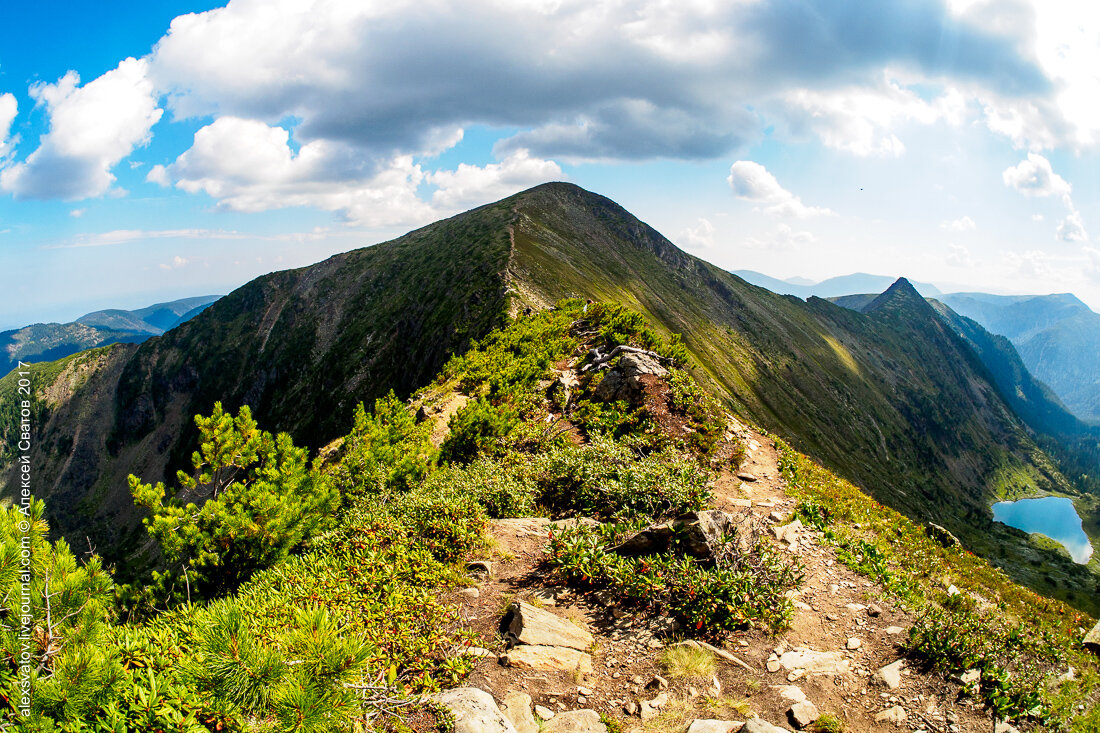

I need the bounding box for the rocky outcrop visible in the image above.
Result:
[593,352,669,403]
[612,510,735,561]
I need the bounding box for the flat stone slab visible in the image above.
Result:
[778,649,850,675]
[503,601,593,650]
[687,721,745,733]
[501,645,594,675]
[542,709,607,733]
[432,688,519,733]
[742,719,790,733]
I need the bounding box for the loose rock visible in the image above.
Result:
[874,706,907,726]
[876,660,905,690]
[789,701,820,729]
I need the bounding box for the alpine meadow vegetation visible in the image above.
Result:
[2,299,1097,731]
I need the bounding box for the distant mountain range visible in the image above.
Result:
[741,271,1100,425]
[733,270,943,299]
[1,295,222,377]
[939,293,1100,424]
[2,183,1096,610]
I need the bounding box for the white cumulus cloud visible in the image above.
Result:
[427,150,562,210]
[941,216,976,231]
[0,58,162,200]
[946,243,978,267]
[0,93,17,162]
[679,218,715,249]
[780,80,966,157]
[1057,210,1088,242]
[1001,153,1071,198]
[727,160,832,218]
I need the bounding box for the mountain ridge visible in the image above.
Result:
[2,182,1096,608]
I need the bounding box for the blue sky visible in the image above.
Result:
[2,0,1099,330]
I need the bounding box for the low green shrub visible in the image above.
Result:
[439,397,519,465]
[528,435,712,519]
[547,523,801,634]
[332,391,435,496]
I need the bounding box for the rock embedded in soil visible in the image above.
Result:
[771,519,803,544]
[875,660,905,690]
[742,718,790,733]
[688,721,746,733]
[500,691,538,733]
[501,644,594,675]
[466,560,495,580]
[541,709,607,733]
[778,649,850,675]
[431,688,519,733]
[535,705,555,720]
[773,685,807,705]
[874,705,907,726]
[503,601,593,650]
[639,691,668,720]
[788,701,820,729]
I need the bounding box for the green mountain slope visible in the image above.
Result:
[2,183,1096,608]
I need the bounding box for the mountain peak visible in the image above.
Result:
[863,277,933,315]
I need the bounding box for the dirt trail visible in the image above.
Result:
[453,426,995,733]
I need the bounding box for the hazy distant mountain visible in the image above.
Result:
[941,293,1100,424]
[1,295,221,377]
[734,270,943,299]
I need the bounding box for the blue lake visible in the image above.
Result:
[992,496,1093,564]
